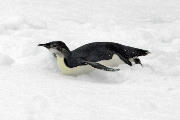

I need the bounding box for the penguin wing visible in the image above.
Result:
[83,60,120,72]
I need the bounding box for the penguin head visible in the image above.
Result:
[38,41,71,57]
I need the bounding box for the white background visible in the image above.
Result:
[0,0,180,120]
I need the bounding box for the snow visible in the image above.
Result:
[0,0,180,120]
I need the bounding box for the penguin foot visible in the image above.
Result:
[133,58,142,66]
[117,53,132,66]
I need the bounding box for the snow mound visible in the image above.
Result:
[0,53,14,66]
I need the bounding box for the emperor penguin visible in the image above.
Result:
[38,41,150,75]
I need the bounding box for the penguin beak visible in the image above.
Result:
[38,43,50,49]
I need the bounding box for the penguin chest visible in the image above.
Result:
[56,56,94,75]
[56,54,124,75]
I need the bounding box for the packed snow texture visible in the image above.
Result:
[0,0,180,120]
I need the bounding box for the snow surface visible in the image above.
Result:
[0,0,180,120]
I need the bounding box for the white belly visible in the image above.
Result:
[56,54,126,75]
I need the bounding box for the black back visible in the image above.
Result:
[64,42,149,68]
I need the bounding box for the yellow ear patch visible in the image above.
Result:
[62,48,65,52]
[62,48,66,53]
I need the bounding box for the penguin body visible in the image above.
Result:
[57,54,127,75]
[38,41,150,75]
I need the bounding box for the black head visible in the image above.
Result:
[38,41,71,57]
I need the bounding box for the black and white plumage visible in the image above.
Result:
[38,41,150,75]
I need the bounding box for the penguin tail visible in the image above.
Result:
[125,48,150,66]
[110,43,150,59]
[134,48,150,57]
[130,49,150,66]
[118,45,150,58]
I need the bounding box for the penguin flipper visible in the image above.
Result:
[83,61,120,72]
